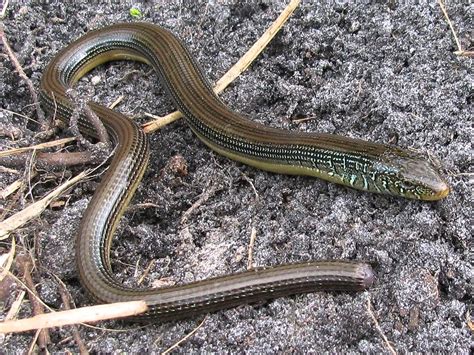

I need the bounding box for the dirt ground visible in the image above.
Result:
[0,0,472,353]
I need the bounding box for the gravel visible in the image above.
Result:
[0,0,471,353]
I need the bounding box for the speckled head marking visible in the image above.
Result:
[371,150,449,200]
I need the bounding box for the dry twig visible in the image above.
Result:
[0,137,76,158]
[4,291,26,321]
[0,151,96,170]
[0,170,89,238]
[161,316,207,355]
[180,183,218,224]
[0,24,46,125]
[0,170,37,202]
[0,166,20,174]
[0,301,148,333]
[137,259,156,286]
[109,95,124,109]
[367,296,397,355]
[57,282,90,354]
[438,0,473,57]
[17,255,51,350]
[247,227,257,270]
[0,236,15,282]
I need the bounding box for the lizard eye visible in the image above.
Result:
[400,181,415,190]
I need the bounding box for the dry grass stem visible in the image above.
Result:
[142,0,301,133]
[438,0,473,57]
[180,183,218,224]
[0,301,148,333]
[0,170,88,238]
[0,166,20,174]
[367,296,397,355]
[0,137,76,158]
[109,95,124,109]
[1,179,23,200]
[137,259,156,285]
[1,108,39,124]
[5,290,26,321]
[0,236,15,282]
[467,310,473,331]
[18,255,51,348]
[0,171,37,206]
[0,24,46,125]
[161,316,207,355]
[247,227,257,270]
[57,283,90,354]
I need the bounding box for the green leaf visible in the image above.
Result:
[129,7,142,18]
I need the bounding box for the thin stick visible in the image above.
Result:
[0,301,148,333]
[2,268,55,312]
[247,227,257,270]
[0,151,96,169]
[0,236,15,282]
[2,268,148,334]
[0,137,76,158]
[0,170,89,238]
[161,316,207,355]
[57,283,90,354]
[0,166,20,174]
[0,170,37,202]
[18,255,51,349]
[137,259,156,285]
[1,108,40,124]
[366,296,397,355]
[27,329,41,355]
[5,290,26,321]
[0,24,46,125]
[180,183,218,224]
[239,170,259,200]
[142,0,301,133]
[438,0,473,57]
[467,310,473,332]
[213,0,300,93]
[109,95,124,109]
[292,117,312,124]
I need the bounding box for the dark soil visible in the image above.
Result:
[0,0,471,353]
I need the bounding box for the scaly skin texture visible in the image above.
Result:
[40,23,448,321]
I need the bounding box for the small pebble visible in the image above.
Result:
[91,75,101,85]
